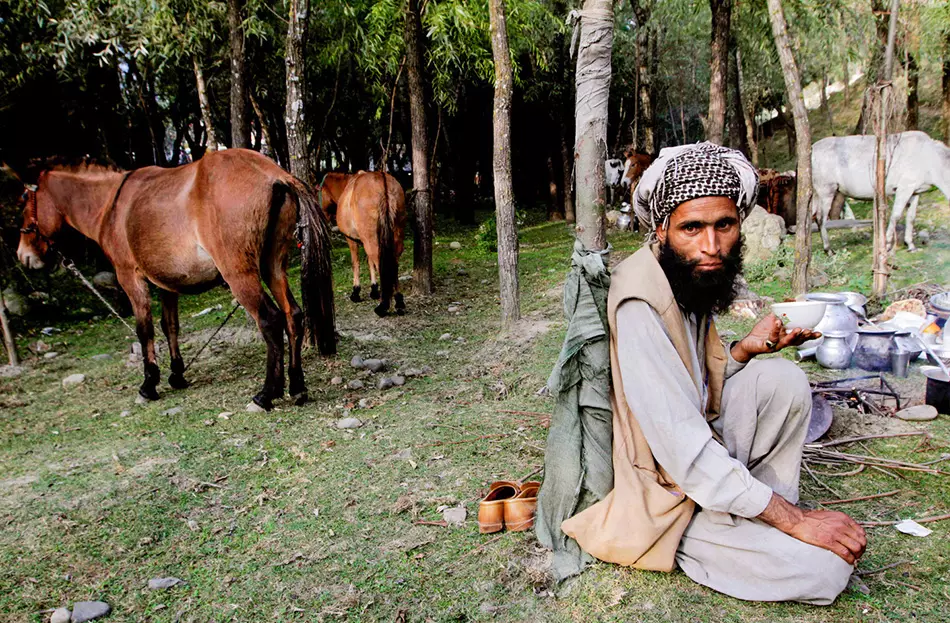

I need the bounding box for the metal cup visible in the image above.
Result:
[890,350,911,378]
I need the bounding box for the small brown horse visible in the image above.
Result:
[16,149,336,410]
[319,171,406,316]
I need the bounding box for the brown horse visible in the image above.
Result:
[16,149,336,411]
[318,171,406,316]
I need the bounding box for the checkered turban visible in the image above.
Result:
[633,142,759,240]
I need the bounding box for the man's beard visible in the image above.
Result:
[657,237,744,318]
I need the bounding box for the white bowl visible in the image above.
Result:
[772,301,827,330]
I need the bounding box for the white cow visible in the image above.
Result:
[811,131,950,252]
[605,158,625,206]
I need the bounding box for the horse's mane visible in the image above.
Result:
[32,155,124,175]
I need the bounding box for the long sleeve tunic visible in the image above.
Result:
[614,299,773,518]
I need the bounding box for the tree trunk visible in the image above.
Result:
[285,0,311,182]
[944,51,950,144]
[872,0,900,298]
[228,0,250,149]
[560,132,575,222]
[820,72,835,134]
[249,91,275,160]
[707,0,731,144]
[632,2,654,153]
[728,39,750,157]
[766,0,812,297]
[573,0,612,252]
[406,0,434,295]
[489,0,520,327]
[854,0,891,134]
[906,49,918,130]
[735,48,758,165]
[0,294,18,367]
[193,58,218,154]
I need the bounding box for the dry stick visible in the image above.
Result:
[810,464,865,477]
[413,520,448,527]
[868,464,906,480]
[446,533,505,571]
[519,465,543,482]
[810,431,927,448]
[856,559,915,576]
[860,512,950,527]
[819,490,902,506]
[802,460,841,498]
[497,410,549,417]
[414,433,507,449]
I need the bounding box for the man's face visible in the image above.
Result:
[655,196,743,318]
[656,196,741,272]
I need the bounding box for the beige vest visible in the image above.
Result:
[560,245,727,572]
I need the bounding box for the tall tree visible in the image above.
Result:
[406,0,434,295]
[632,0,655,153]
[766,0,812,296]
[906,49,919,130]
[573,0,613,252]
[944,47,950,143]
[193,57,218,153]
[489,0,520,326]
[285,0,310,182]
[873,0,900,297]
[707,0,732,145]
[854,0,891,133]
[228,0,250,149]
[727,38,750,157]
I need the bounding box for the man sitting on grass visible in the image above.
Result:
[560,143,866,605]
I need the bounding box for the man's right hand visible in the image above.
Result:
[757,492,867,565]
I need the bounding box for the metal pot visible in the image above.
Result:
[839,291,868,319]
[816,331,853,369]
[921,366,950,414]
[853,327,896,371]
[801,293,858,350]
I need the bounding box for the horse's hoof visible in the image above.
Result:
[350,286,362,303]
[291,391,308,406]
[138,387,159,402]
[373,305,389,318]
[394,293,405,311]
[396,308,405,316]
[168,374,190,389]
[370,283,380,300]
[250,393,272,412]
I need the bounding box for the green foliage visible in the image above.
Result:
[475,208,528,253]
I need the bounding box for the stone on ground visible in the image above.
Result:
[245,402,266,413]
[347,379,365,390]
[148,577,185,590]
[449,241,462,250]
[70,601,111,623]
[50,608,71,623]
[2,287,28,316]
[336,417,363,429]
[605,210,621,227]
[91,354,112,361]
[350,355,364,369]
[442,505,467,525]
[378,377,394,390]
[439,333,451,341]
[741,205,786,263]
[896,405,938,421]
[44,352,59,359]
[92,271,117,288]
[62,374,85,388]
[390,375,405,387]
[161,407,182,416]
[363,358,384,372]
[330,376,343,385]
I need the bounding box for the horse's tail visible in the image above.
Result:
[287,178,337,355]
[375,172,398,317]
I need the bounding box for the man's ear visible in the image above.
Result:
[655,225,667,245]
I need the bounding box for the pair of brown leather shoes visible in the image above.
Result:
[477,480,540,534]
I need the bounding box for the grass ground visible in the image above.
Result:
[3,76,950,623]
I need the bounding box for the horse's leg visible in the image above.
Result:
[394,277,406,315]
[904,194,920,252]
[265,267,306,405]
[117,272,160,401]
[367,246,380,301]
[159,291,188,389]
[886,188,913,251]
[227,273,286,411]
[348,239,362,302]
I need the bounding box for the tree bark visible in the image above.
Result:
[489,0,520,327]
[854,0,891,134]
[873,0,900,297]
[193,57,217,153]
[406,0,434,294]
[728,38,750,157]
[249,91,275,160]
[228,0,250,149]
[707,0,731,144]
[0,294,18,367]
[944,51,950,144]
[632,1,654,153]
[820,73,835,134]
[735,47,758,165]
[573,0,612,252]
[906,49,918,130]
[560,132,575,222]
[285,0,311,182]
[766,0,812,297]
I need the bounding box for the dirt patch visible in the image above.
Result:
[824,405,915,440]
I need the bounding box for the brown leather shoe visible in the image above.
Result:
[478,481,519,534]
[504,481,540,532]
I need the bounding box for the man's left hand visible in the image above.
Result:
[731,313,820,363]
